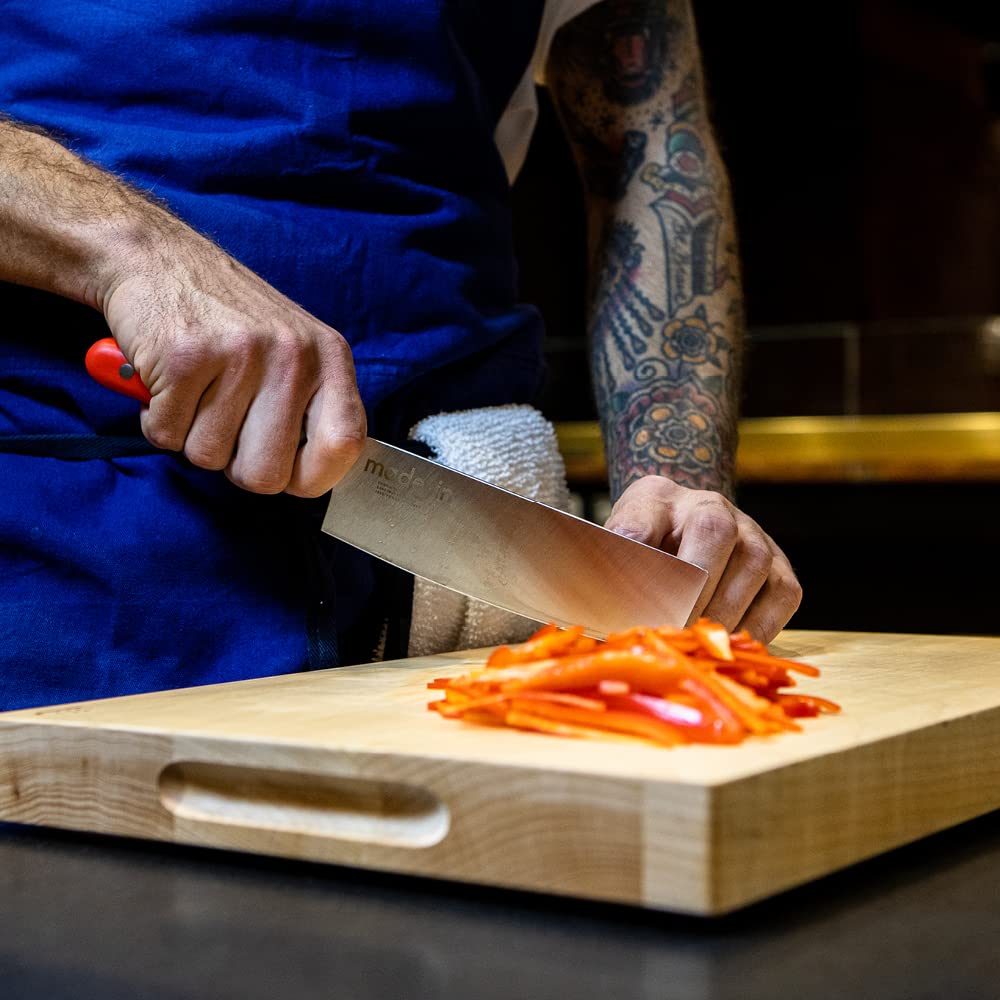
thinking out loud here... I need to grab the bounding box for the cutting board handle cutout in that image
[159,762,450,849]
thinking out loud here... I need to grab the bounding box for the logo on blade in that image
[364,458,453,504]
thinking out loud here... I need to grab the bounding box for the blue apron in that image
[0,1,546,709]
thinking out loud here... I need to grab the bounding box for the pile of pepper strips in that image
[428,620,840,747]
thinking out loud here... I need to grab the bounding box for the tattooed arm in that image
[550,0,739,498]
[547,0,801,641]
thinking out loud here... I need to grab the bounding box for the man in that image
[0,1,800,711]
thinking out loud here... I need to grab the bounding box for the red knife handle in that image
[85,337,151,405]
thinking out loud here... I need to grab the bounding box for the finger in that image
[285,374,367,498]
[736,546,803,643]
[699,516,774,631]
[603,477,673,548]
[226,374,311,494]
[139,367,216,453]
[183,374,256,471]
[674,498,740,622]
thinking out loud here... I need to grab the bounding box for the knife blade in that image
[87,338,709,637]
[322,437,708,637]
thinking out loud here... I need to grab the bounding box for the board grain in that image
[1,630,999,915]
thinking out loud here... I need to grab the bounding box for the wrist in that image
[603,429,736,503]
[0,120,187,310]
[86,198,187,312]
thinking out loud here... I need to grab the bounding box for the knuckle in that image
[693,510,739,546]
[693,490,731,511]
[741,539,774,579]
[142,419,183,453]
[314,430,366,467]
[285,479,326,500]
[754,619,781,644]
[184,438,231,471]
[777,574,804,611]
[752,582,803,641]
[633,475,675,499]
[273,330,314,375]
[221,325,265,366]
[230,466,290,495]
[635,474,665,491]
[324,329,356,362]
[612,477,676,525]
[244,341,272,375]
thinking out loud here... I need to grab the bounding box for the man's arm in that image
[0,117,160,308]
[547,2,801,641]
[547,0,740,499]
[0,118,365,496]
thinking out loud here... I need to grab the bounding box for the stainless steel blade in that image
[321,439,709,638]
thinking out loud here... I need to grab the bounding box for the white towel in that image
[406,404,573,657]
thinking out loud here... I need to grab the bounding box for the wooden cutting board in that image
[1,630,999,915]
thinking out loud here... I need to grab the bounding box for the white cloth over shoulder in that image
[494,0,604,183]
[406,404,573,657]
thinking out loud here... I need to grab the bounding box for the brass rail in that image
[555,413,1000,484]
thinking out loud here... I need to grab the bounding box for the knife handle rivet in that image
[118,363,135,381]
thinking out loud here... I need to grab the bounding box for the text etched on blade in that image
[363,457,454,506]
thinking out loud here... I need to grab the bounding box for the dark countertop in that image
[2,814,1000,1000]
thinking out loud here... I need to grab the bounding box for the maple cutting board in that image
[1,630,999,915]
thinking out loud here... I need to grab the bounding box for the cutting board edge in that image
[4,703,1000,917]
[695,700,1000,914]
[0,718,721,913]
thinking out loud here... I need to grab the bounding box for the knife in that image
[86,337,709,637]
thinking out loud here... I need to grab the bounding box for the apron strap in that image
[0,435,160,460]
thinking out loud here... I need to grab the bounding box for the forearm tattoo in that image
[548,0,743,500]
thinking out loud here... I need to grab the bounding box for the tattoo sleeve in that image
[547,0,743,501]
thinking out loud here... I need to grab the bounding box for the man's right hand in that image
[103,231,367,498]
[0,117,366,498]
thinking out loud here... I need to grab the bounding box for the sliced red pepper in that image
[430,688,608,719]
[503,709,643,743]
[692,619,734,661]
[732,649,820,677]
[500,648,688,695]
[508,699,686,746]
[776,694,842,716]
[695,672,785,735]
[487,624,588,666]
[600,692,742,745]
[429,616,831,749]
[677,676,747,742]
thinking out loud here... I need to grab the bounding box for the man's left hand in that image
[604,476,802,643]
